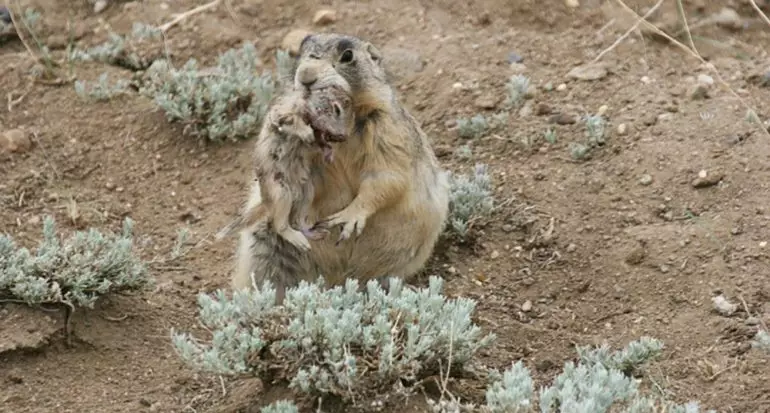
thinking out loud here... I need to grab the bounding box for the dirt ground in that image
[2,0,770,412]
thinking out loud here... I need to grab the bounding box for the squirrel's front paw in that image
[322,207,368,244]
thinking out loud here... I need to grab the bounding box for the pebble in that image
[507,52,524,64]
[639,174,653,186]
[93,0,108,13]
[0,129,31,154]
[617,123,628,135]
[490,250,500,259]
[713,7,742,31]
[567,62,608,81]
[565,0,579,8]
[281,29,311,56]
[474,95,498,110]
[313,9,337,25]
[697,74,714,86]
[597,105,608,116]
[566,243,577,253]
[521,300,533,312]
[556,83,567,91]
[691,169,723,188]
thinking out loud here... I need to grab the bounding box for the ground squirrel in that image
[216,85,353,251]
[232,33,450,300]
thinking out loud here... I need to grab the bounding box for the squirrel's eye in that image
[339,50,354,64]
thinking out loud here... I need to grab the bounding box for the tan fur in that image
[232,34,450,298]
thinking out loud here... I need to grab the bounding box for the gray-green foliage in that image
[0,216,150,309]
[447,164,495,238]
[172,276,495,400]
[146,42,275,143]
[505,74,530,107]
[457,114,489,139]
[74,73,130,102]
[754,330,770,353]
[569,114,607,160]
[482,337,714,413]
[260,400,299,413]
[71,22,162,70]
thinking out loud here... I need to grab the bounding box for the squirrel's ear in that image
[299,34,315,53]
[365,42,382,65]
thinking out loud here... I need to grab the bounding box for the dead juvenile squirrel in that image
[216,85,353,251]
[233,34,450,302]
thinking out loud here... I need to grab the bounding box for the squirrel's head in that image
[293,34,390,118]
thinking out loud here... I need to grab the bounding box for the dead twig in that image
[749,0,770,28]
[159,0,221,33]
[592,0,664,63]
[615,0,770,139]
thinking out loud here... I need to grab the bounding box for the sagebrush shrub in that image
[447,163,495,238]
[457,114,489,139]
[144,42,275,143]
[481,337,713,413]
[71,22,163,70]
[754,330,770,353]
[172,276,495,401]
[0,216,150,309]
[74,72,130,102]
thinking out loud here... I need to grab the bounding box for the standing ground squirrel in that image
[233,33,450,301]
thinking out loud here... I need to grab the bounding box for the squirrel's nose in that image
[296,67,318,87]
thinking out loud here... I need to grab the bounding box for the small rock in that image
[690,85,709,100]
[697,73,714,86]
[641,76,651,84]
[712,294,738,316]
[565,0,580,8]
[713,7,742,31]
[597,105,608,116]
[691,170,724,188]
[507,52,524,64]
[93,0,108,13]
[535,103,552,116]
[474,95,497,110]
[548,112,578,125]
[639,174,653,186]
[556,83,567,91]
[502,224,513,232]
[490,250,500,259]
[0,6,10,25]
[617,123,628,135]
[105,182,116,190]
[566,243,577,253]
[0,129,31,154]
[567,63,608,81]
[281,29,312,56]
[521,300,533,312]
[521,277,535,286]
[642,114,658,126]
[625,245,646,265]
[313,9,337,26]
[745,316,760,326]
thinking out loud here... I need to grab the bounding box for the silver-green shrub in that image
[754,330,770,353]
[260,400,299,413]
[172,276,495,401]
[447,163,495,238]
[0,216,150,309]
[481,337,714,413]
[74,72,130,102]
[70,22,163,70]
[145,42,275,143]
